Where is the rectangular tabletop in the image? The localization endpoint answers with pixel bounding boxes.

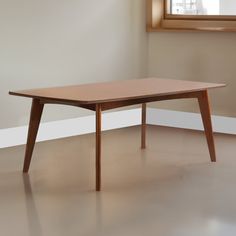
[9,78,225,104]
[9,77,226,191]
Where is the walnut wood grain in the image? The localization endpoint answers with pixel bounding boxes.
[9,78,225,191]
[100,91,205,111]
[141,103,147,149]
[198,90,216,162]
[9,78,225,105]
[96,104,102,191]
[23,99,44,173]
[39,98,96,111]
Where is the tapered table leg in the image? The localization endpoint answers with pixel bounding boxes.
[96,104,102,191]
[198,90,216,162]
[141,103,146,149]
[23,99,44,173]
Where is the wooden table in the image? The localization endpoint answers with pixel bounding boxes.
[9,78,225,191]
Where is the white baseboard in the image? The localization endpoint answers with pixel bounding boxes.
[0,109,141,148]
[147,108,236,135]
[0,108,235,149]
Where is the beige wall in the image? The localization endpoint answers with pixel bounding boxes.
[148,32,236,117]
[0,0,147,129]
[2,0,235,130]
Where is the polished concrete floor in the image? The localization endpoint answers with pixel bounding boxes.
[0,125,236,236]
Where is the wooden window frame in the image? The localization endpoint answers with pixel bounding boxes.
[147,0,236,32]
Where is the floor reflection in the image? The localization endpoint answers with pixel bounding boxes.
[95,192,103,233]
[0,126,236,235]
[22,174,42,236]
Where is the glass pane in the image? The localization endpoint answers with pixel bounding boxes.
[168,0,236,15]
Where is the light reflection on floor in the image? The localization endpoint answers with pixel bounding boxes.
[0,125,236,236]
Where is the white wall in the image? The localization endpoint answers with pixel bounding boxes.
[0,0,147,129]
[2,0,236,131]
[220,0,236,15]
[148,32,236,117]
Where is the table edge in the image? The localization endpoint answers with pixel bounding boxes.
[9,84,226,105]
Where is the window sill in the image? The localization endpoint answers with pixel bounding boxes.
[147,27,236,33]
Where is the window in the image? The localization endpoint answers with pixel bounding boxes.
[169,0,205,15]
[146,0,236,31]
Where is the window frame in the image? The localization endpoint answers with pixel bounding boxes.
[146,0,236,32]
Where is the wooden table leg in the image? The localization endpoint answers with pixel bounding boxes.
[23,99,44,173]
[141,103,147,149]
[96,104,102,191]
[198,90,216,162]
